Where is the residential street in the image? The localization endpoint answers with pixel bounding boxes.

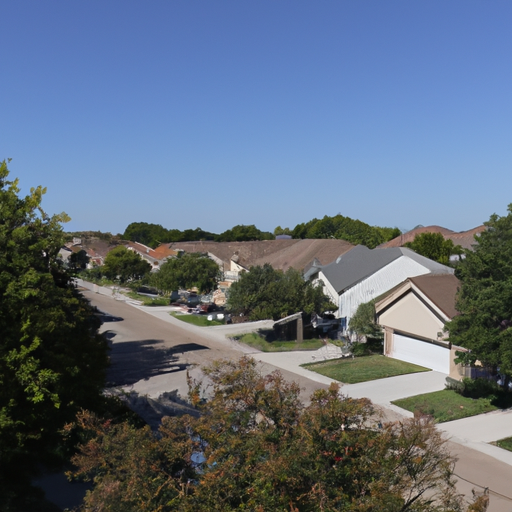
[79,281,512,511]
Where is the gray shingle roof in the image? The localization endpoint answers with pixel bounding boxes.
[314,245,454,294]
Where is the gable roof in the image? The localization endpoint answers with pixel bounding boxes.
[408,274,460,319]
[160,239,354,272]
[311,245,454,294]
[378,224,486,251]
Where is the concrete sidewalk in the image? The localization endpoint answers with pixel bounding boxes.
[78,280,512,468]
[439,409,512,466]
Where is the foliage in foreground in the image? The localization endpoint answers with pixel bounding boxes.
[70,358,486,512]
[0,161,110,507]
[227,263,336,320]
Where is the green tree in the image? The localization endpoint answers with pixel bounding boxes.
[349,299,383,342]
[68,249,90,270]
[150,252,221,294]
[102,246,152,283]
[273,225,292,236]
[447,205,512,386]
[123,222,170,248]
[227,264,336,320]
[0,161,109,505]
[405,232,463,265]
[71,357,486,512]
[291,214,400,249]
[216,224,273,242]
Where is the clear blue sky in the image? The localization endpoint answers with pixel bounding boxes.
[2,1,511,235]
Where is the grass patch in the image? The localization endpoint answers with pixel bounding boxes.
[494,437,512,452]
[235,332,324,352]
[126,292,169,306]
[171,313,225,327]
[392,389,497,423]
[302,355,429,384]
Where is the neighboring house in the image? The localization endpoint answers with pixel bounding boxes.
[375,274,465,377]
[58,246,73,264]
[304,245,454,331]
[125,241,177,270]
[160,239,355,281]
[378,224,486,251]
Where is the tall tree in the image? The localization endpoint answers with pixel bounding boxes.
[227,264,336,320]
[0,161,109,502]
[71,357,486,511]
[102,245,152,283]
[405,232,463,265]
[447,205,512,385]
[150,252,221,293]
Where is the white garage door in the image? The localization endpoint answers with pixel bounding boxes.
[392,333,450,374]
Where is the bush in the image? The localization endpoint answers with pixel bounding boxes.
[366,337,384,354]
[445,377,464,393]
[459,377,498,399]
[448,377,512,408]
[352,342,370,357]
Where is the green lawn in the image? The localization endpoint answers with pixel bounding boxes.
[171,313,225,327]
[494,437,512,452]
[126,292,169,306]
[392,389,497,423]
[235,332,324,352]
[302,355,429,384]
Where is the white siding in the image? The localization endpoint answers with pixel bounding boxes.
[314,271,339,309]
[341,256,431,325]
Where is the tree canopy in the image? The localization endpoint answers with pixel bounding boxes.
[70,357,486,512]
[102,245,152,283]
[216,224,273,242]
[123,221,171,248]
[123,222,217,248]
[150,252,221,293]
[291,214,401,248]
[0,160,109,503]
[405,232,463,265]
[447,205,512,384]
[121,215,400,249]
[227,264,336,320]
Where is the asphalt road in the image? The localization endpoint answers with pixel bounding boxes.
[82,288,512,512]
[84,289,331,403]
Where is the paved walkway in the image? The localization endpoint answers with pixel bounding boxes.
[78,280,512,469]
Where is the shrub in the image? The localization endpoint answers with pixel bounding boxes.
[352,342,370,357]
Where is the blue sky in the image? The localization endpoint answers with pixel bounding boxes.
[2,1,511,235]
